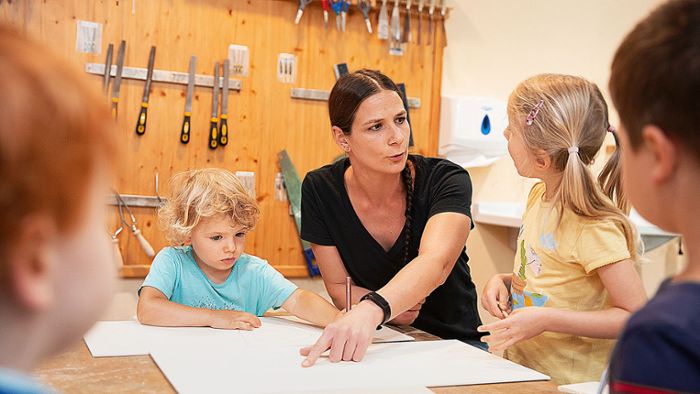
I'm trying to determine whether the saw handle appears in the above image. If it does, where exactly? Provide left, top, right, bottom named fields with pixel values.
left=135, top=102, right=148, bottom=135
left=132, top=227, right=155, bottom=257
left=112, top=237, right=125, bottom=269
left=180, top=112, right=191, bottom=144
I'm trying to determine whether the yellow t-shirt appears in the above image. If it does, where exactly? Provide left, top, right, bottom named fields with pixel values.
left=504, top=182, right=631, bottom=385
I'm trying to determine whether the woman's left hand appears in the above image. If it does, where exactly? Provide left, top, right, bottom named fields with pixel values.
left=299, top=300, right=383, bottom=367
left=388, top=298, right=425, bottom=326
left=476, top=307, right=550, bottom=352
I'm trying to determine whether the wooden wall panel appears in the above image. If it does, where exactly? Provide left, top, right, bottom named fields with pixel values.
left=1, top=0, right=448, bottom=277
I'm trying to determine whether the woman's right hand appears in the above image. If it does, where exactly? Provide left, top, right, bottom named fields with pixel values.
left=299, top=299, right=383, bottom=367
left=481, top=274, right=512, bottom=319
left=209, top=310, right=262, bottom=330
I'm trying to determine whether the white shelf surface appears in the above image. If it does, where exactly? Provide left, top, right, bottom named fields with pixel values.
left=473, top=202, right=677, bottom=251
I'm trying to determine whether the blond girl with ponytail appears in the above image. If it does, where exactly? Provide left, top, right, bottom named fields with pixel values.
left=479, top=74, right=647, bottom=384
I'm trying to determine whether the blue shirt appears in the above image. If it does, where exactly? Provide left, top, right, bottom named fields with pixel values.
left=608, top=279, right=700, bottom=393
left=140, top=247, right=297, bottom=316
left=0, top=368, right=50, bottom=394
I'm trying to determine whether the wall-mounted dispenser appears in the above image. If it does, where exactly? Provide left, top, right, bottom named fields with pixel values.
left=439, top=95, right=508, bottom=168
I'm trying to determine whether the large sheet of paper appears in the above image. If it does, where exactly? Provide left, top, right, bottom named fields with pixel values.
left=150, top=339, right=549, bottom=393
left=83, top=317, right=413, bottom=357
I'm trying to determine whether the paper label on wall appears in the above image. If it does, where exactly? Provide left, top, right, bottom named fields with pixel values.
left=75, top=20, right=102, bottom=54
left=277, top=53, right=297, bottom=84
left=228, top=44, right=250, bottom=77
left=275, top=172, right=288, bottom=202
left=235, top=171, right=256, bottom=197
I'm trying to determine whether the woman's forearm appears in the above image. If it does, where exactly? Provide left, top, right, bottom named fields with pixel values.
left=377, top=253, right=451, bottom=320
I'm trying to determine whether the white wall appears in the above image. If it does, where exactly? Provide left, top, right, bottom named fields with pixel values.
left=439, top=0, right=684, bottom=325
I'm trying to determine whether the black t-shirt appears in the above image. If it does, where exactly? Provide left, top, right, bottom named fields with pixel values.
left=608, top=279, right=700, bottom=393
left=301, top=154, right=482, bottom=340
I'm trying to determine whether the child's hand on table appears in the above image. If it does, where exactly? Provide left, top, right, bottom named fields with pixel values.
left=209, top=310, right=262, bottom=330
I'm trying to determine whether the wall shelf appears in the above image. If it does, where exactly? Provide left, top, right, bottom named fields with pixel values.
left=473, top=202, right=677, bottom=253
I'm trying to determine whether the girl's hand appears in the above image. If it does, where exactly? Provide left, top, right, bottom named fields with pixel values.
left=481, top=274, right=512, bottom=319
left=299, top=300, right=383, bottom=367
left=209, top=310, right=262, bottom=330
left=477, top=307, right=550, bottom=352
left=389, top=298, right=425, bottom=326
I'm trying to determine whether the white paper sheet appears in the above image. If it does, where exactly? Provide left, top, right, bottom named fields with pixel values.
left=150, top=339, right=549, bottom=393
left=83, top=317, right=413, bottom=357
left=558, top=381, right=608, bottom=394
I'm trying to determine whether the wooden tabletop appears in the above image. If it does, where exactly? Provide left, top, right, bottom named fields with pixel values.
left=33, top=324, right=559, bottom=393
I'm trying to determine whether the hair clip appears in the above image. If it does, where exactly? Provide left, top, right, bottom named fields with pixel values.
left=526, top=100, right=545, bottom=126
left=608, top=125, right=616, bottom=133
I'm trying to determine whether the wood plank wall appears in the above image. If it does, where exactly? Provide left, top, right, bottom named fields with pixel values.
left=0, top=0, right=448, bottom=278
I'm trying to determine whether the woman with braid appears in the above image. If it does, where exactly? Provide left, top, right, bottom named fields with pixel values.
left=299, top=69, right=482, bottom=367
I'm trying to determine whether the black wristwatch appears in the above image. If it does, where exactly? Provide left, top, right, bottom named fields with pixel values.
left=359, top=291, right=392, bottom=329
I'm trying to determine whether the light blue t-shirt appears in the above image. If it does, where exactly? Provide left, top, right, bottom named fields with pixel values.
left=140, top=246, right=297, bottom=316
left=0, top=368, right=50, bottom=394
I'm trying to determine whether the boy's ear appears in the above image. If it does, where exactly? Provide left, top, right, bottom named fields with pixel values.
left=331, top=126, right=350, bottom=152
left=642, top=124, right=677, bottom=183
left=8, top=215, right=56, bottom=312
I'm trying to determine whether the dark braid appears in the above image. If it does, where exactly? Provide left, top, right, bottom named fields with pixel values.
left=401, top=158, right=414, bottom=265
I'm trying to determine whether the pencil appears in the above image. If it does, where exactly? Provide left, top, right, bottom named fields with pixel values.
left=345, top=276, right=351, bottom=312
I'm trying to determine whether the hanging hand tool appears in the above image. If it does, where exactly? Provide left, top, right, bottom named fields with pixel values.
left=180, top=56, right=196, bottom=144
left=102, top=43, right=113, bottom=95
left=417, top=0, right=425, bottom=44
left=402, top=0, right=412, bottom=44
left=378, top=0, right=389, bottom=40
left=321, top=0, right=330, bottom=29
left=294, top=0, right=312, bottom=24
left=397, top=83, right=414, bottom=147
left=440, top=0, right=447, bottom=44
left=330, top=0, right=342, bottom=31
left=390, top=0, right=402, bottom=47
left=208, top=62, right=220, bottom=150
left=115, top=191, right=155, bottom=258
left=218, top=60, right=230, bottom=147
left=111, top=227, right=125, bottom=269
left=359, top=0, right=372, bottom=34
left=135, top=45, right=156, bottom=136
left=428, top=0, right=435, bottom=45
left=278, top=150, right=321, bottom=276
left=340, top=0, right=350, bottom=32
left=110, top=40, right=126, bottom=119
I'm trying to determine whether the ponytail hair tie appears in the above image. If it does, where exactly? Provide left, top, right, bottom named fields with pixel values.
left=608, top=125, right=616, bottom=133
left=568, top=146, right=579, bottom=155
